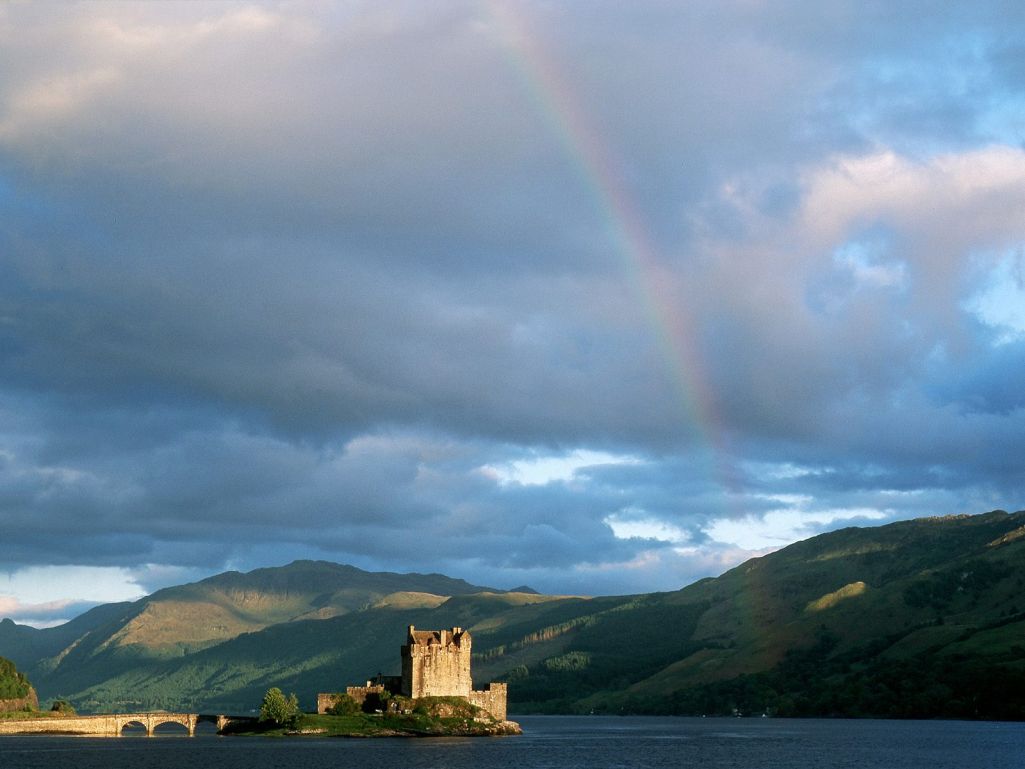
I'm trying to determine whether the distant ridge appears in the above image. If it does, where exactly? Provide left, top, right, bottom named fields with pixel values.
left=507, top=585, right=540, bottom=595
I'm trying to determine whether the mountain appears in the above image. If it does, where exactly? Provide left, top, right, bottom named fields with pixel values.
left=3, top=511, right=1025, bottom=718
left=2, top=560, right=511, bottom=708
left=3, top=560, right=497, bottom=665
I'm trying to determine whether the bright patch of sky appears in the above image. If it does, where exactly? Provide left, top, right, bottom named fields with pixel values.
left=605, top=511, right=690, bottom=544
left=0, top=566, right=146, bottom=606
left=483, top=449, right=643, bottom=487
left=968, top=249, right=1025, bottom=343
left=833, top=236, right=907, bottom=291
left=704, top=500, right=890, bottom=550
left=742, top=461, right=823, bottom=481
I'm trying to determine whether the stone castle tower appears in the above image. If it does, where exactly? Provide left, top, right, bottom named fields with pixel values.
left=322, top=624, right=508, bottom=721
left=401, top=625, right=473, bottom=698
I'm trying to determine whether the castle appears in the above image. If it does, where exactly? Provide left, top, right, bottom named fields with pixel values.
left=318, top=625, right=507, bottom=721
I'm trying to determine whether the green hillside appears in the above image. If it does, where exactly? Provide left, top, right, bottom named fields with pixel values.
left=4, top=511, right=1025, bottom=718
left=0, top=603, right=133, bottom=672
left=59, top=591, right=569, bottom=713
left=473, top=510, right=1025, bottom=718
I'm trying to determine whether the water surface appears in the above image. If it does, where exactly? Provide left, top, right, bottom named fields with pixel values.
left=1, top=715, right=1023, bottom=769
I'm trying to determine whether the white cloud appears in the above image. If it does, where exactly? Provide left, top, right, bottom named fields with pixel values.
left=800, top=147, right=1025, bottom=254
left=0, top=67, right=122, bottom=142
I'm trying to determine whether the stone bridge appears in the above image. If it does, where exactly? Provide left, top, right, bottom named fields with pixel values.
left=0, top=712, right=256, bottom=737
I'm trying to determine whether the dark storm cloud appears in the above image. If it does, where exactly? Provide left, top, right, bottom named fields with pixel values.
left=1, top=1, right=1025, bottom=609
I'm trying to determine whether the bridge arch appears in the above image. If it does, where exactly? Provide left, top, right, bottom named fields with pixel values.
left=115, top=713, right=197, bottom=737
left=153, top=720, right=192, bottom=735
left=118, top=719, right=148, bottom=736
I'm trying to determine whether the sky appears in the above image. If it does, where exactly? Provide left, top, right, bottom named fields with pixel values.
left=1, top=1, right=1025, bottom=626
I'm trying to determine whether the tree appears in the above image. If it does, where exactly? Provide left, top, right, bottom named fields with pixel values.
left=259, top=687, right=301, bottom=728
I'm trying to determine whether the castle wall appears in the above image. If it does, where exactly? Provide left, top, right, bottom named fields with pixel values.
left=468, top=682, right=507, bottom=721
left=317, top=692, right=343, bottom=714
left=319, top=674, right=404, bottom=713
left=345, top=684, right=385, bottom=705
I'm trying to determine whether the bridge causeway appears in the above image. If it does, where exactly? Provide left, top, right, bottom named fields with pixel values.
left=0, top=712, right=256, bottom=736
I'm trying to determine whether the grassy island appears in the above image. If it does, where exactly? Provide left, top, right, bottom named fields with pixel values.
left=225, top=695, right=521, bottom=738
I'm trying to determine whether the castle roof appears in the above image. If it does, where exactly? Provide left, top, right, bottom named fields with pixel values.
left=410, top=630, right=443, bottom=645
left=407, top=625, right=467, bottom=647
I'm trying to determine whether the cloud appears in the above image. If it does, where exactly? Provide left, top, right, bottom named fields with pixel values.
left=0, top=1, right=1024, bottom=611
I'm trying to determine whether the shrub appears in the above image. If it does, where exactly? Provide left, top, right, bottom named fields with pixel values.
left=50, top=700, right=76, bottom=715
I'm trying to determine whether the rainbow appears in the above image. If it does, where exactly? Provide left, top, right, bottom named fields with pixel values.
left=486, top=1, right=739, bottom=501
